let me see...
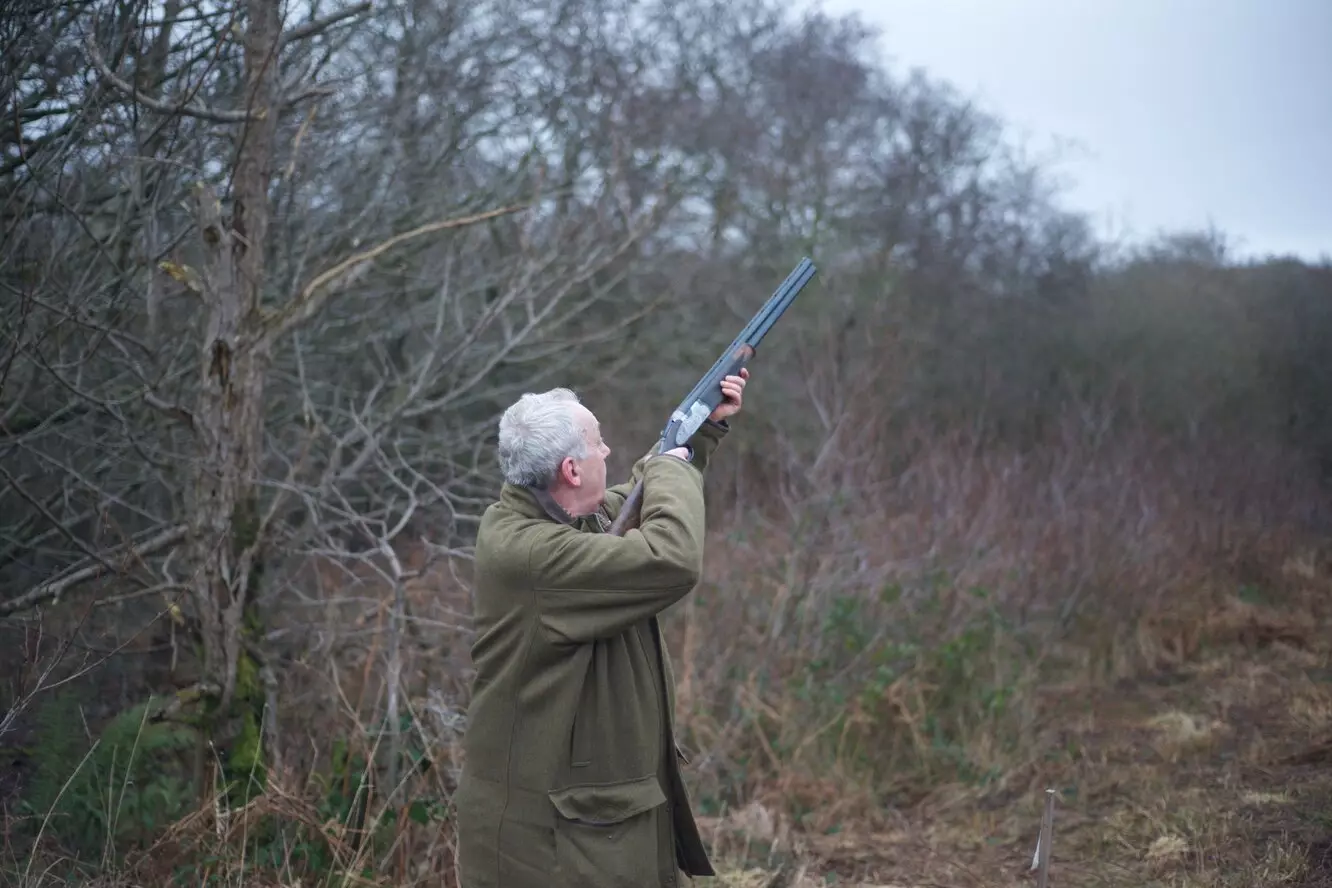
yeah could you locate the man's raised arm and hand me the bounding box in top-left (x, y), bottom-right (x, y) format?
top-left (603, 419), bottom-right (730, 517)
top-left (535, 454), bottom-right (708, 643)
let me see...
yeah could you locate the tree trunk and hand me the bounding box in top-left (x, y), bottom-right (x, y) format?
top-left (186, 0), bottom-right (281, 798)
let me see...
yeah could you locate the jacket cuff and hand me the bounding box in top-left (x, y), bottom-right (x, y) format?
top-left (685, 417), bottom-right (729, 473)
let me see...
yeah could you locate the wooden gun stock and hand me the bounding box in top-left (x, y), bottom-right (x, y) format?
top-left (607, 478), bottom-right (646, 537)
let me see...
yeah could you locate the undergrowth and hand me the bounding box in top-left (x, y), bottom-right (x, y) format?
top-left (3, 417), bottom-right (1327, 886)
top-left (18, 692), bottom-right (195, 864)
top-left (2, 707), bottom-right (454, 887)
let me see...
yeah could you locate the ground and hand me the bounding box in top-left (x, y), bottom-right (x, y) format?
top-left (699, 597), bottom-right (1332, 888)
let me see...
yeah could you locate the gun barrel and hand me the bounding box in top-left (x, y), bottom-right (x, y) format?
top-left (746, 257), bottom-right (816, 347)
top-left (724, 257), bottom-right (816, 355)
top-left (679, 257), bottom-right (817, 408)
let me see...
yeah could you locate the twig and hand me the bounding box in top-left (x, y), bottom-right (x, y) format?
top-left (280, 2), bottom-right (373, 44)
top-left (143, 390), bottom-right (196, 429)
top-left (0, 603), bottom-right (90, 740)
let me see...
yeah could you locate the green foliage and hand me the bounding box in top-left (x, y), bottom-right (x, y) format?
top-left (748, 572), bottom-right (1031, 797)
top-left (16, 680), bottom-right (453, 882)
top-left (222, 649), bottom-right (267, 804)
top-left (23, 690), bottom-right (197, 860)
top-left (908, 589), bottom-right (1023, 785)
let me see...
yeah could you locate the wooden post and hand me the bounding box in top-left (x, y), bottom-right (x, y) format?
top-left (1030, 788), bottom-right (1056, 887)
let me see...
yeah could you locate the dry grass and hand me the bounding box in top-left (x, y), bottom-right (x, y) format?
top-left (695, 596), bottom-right (1332, 887)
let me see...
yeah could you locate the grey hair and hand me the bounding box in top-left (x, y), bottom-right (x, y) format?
top-left (497, 388), bottom-right (589, 488)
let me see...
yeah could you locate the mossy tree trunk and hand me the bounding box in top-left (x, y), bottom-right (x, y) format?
top-left (184, 0), bottom-right (281, 803)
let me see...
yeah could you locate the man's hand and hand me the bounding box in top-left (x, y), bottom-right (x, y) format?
top-left (661, 446), bottom-right (691, 460)
top-left (708, 367), bottom-right (749, 423)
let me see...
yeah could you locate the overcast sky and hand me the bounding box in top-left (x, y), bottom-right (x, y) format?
top-left (806, 0), bottom-right (1331, 262)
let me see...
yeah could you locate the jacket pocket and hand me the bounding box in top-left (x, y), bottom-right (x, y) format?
top-left (548, 775), bottom-right (667, 887)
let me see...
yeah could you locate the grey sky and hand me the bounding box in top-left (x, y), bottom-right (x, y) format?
top-left (806, 0), bottom-right (1331, 262)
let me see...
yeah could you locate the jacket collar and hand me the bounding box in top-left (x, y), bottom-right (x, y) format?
top-left (498, 483), bottom-right (610, 533)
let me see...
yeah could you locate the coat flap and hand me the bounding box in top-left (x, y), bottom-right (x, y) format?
top-left (548, 775), bottom-right (667, 825)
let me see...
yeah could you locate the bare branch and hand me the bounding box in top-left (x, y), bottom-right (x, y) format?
top-left (257, 202), bottom-right (534, 349)
top-left (280, 2), bottom-right (373, 45)
top-left (2, 524), bottom-right (188, 616)
top-left (84, 32), bottom-right (255, 124)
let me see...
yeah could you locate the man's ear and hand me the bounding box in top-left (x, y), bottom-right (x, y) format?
top-left (559, 456), bottom-right (581, 487)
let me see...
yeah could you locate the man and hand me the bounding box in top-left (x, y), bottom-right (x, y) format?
top-left (454, 370), bottom-right (749, 888)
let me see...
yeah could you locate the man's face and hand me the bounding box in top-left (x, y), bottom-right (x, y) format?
top-left (569, 404), bottom-right (611, 507)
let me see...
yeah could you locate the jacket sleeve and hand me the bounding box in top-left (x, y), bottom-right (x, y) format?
top-left (603, 419), bottom-right (729, 518)
top-left (532, 455), bottom-right (708, 644)
top-left (685, 418), bottom-right (729, 473)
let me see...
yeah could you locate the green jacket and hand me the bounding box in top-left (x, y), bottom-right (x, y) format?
top-left (455, 421), bottom-right (729, 888)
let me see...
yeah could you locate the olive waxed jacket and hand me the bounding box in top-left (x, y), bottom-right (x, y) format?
top-left (455, 421), bottom-right (729, 888)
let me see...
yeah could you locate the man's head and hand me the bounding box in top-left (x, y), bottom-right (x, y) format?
top-left (497, 388), bottom-right (611, 516)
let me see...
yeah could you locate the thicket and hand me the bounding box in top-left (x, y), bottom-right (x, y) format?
top-left (1, 0), bottom-right (1328, 883)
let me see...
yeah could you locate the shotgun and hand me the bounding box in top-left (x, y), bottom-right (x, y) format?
top-left (608, 257), bottom-right (818, 536)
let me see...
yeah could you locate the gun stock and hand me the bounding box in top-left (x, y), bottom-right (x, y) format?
top-left (607, 480), bottom-right (646, 536)
top-left (607, 259), bottom-right (817, 538)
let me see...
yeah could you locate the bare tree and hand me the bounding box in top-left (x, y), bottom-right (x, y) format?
top-left (1, 0), bottom-right (701, 797)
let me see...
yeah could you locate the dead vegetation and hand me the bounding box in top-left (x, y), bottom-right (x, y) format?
top-left (5, 409), bottom-right (1330, 887)
top-left (665, 406), bottom-right (1332, 888)
top-left (695, 570), bottom-right (1332, 888)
